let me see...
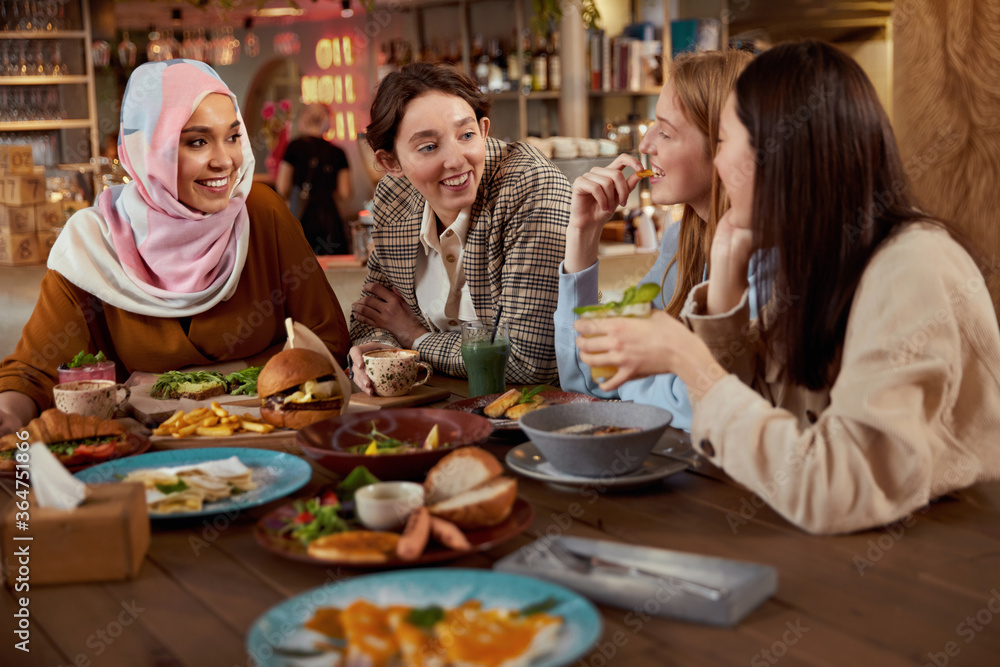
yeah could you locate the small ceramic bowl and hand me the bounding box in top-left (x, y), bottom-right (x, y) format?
top-left (354, 481), bottom-right (425, 531)
top-left (518, 402), bottom-right (673, 477)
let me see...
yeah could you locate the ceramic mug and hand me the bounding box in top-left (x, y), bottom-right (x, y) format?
top-left (362, 348), bottom-right (433, 397)
top-left (52, 380), bottom-right (131, 419)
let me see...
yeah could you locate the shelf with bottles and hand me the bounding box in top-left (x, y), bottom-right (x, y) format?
top-left (0, 31), bottom-right (86, 39)
top-left (0, 0), bottom-right (84, 33)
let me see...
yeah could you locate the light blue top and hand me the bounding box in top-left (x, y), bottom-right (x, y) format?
top-left (555, 222), bottom-right (764, 432)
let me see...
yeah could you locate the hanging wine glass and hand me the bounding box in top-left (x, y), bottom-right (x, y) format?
top-left (117, 31), bottom-right (136, 68)
top-left (244, 19), bottom-right (259, 58)
top-left (50, 42), bottom-right (63, 74)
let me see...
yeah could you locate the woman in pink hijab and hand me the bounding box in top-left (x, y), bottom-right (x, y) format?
top-left (0, 60), bottom-right (350, 435)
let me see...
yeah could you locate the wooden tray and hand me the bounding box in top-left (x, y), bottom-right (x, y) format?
top-left (348, 384), bottom-right (452, 409)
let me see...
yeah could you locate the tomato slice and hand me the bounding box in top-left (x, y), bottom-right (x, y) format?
top-left (89, 442), bottom-right (116, 459)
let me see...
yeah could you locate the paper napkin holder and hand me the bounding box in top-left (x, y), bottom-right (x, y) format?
top-left (2, 483), bottom-right (150, 586)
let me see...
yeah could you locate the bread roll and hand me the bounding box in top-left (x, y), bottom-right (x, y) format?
top-left (428, 477), bottom-right (517, 530)
top-left (423, 446), bottom-right (503, 505)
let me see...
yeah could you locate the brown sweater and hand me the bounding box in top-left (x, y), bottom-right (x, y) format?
top-left (683, 224), bottom-right (1000, 534)
top-left (0, 184), bottom-right (350, 412)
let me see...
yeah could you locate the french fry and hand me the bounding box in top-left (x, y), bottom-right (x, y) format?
top-left (200, 416), bottom-right (220, 428)
top-left (161, 410), bottom-right (185, 426)
top-left (177, 423), bottom-right (200, 437)
top-left (210, 402), bottom-right (227, 417)
top-left (240, 420), bottom-right (274, 434)
top-left (196, 425), bottom-right (235, 437)
top-left (187, 407), bottom-right (210, 421)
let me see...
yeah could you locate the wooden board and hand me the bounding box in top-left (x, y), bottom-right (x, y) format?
top-left (348, 384), bottom-right (452, 409)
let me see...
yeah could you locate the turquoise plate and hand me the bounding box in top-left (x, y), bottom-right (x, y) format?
top-left (75, 447), bottom-right (311, 519)
top-left (245, 568), bottom-right (603, 666)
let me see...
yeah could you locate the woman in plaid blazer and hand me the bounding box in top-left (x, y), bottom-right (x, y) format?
top-left (349, 63), bottom-right (571, 392)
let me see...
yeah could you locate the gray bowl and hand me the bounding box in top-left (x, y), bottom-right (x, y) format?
top-left (518, 402), bottom-right (673, 478)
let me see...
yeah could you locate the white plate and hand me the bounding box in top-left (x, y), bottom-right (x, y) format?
top-left (506, 441), bottom-right (686, 489)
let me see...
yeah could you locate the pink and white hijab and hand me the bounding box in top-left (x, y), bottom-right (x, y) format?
top-left (47, 59), bottom-right (254, 317)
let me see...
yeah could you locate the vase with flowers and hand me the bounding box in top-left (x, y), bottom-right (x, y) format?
top-left (261, 99), bottom-right (292, 179)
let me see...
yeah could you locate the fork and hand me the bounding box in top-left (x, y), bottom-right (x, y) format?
top-left (547, 540), bottom-right (727, 601)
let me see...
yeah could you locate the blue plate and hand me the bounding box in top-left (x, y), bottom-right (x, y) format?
top-left (245, 568), bottom-right (603, 667)
top-left (75, 447), bottom-right (312, 519)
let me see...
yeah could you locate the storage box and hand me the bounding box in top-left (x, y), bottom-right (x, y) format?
top-left (0, 174), bottom-right (46, 206)
top-left (0, 145), bottom-right (34, 174)
top-left (1, 483), bottom-right (150, 586)
top-left (36, 228), bottom-right (58, 261)
top-left (34, 202), bottom-right (63, 230)
top-left (0, 232), bottom-right (41, 266)
top-left (0, 204), bottom-right (36, 234)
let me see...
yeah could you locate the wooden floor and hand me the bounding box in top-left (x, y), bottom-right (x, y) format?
top-left (3, 378), bottom-right (1000, 666)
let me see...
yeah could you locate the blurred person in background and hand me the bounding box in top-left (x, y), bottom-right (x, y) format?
top-left (277, 103), bottom-right (353, 255)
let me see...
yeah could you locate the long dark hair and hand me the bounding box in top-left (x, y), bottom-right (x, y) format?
top-left (735, 40), bottom-right (938, 389)
top-left (366, 62), bottom-right (491, 156)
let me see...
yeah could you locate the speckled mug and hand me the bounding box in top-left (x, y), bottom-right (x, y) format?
top-left (52, 380), bottom-right (131, 419)
top-left (363, 349), bottom-right (433, 397)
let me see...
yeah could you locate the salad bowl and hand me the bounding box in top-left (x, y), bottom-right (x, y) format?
top-left (296, 408), bottom-right (493, 479)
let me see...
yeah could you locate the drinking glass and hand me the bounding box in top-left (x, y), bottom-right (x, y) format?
top-left (460, 321), bottom-right (510, 398)
top-left (580, 302), bottom-right (653, 383)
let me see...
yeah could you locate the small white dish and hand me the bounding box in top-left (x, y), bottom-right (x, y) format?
top-left (505, 442), bottom-right (686, 490)
top-left (354, 481), bottom-right (424, 531)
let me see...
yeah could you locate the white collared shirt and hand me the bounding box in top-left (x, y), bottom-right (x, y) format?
top-left (413, 201), bottom-right (478, 346)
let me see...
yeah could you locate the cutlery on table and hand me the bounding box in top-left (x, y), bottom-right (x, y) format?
top-left (546, 540), bottom-right (727, 601)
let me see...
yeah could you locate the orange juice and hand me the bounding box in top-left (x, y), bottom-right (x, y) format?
top-left (580, 303), bottom-right (652, 382)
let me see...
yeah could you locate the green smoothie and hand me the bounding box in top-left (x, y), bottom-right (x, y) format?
top-left (461, 338), bottom-right (510, 397)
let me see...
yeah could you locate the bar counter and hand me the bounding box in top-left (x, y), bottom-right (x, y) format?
top-left (2, 376), bottom-right (999, 666)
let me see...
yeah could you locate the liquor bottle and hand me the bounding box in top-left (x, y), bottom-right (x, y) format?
top-left (531, 34), bottom-right (548, 91)
top-left (548, 31), bottom-right (561, 92)
top-left (487, 38), bottom-right (506, 92)
top-left (473, 34), bottom-right (490, 92)
top-left (519, 31), bottom-right (534, 95)
top-left (507, 32), bottom-right (521, 89)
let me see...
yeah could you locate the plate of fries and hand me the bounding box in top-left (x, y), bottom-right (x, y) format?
top-left (154, 402), bottom-right (277, 439)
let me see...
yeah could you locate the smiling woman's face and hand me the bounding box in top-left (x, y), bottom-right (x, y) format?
top-left (379, 91), bottom-right (490, 226)
top-left (176, 93), bottom-right (244, 215)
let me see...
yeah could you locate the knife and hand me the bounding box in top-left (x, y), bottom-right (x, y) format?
top-left (548, 540), bottom-right (726, 601)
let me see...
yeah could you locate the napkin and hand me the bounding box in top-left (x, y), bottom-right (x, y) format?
top-left (284, 317), bottom-right (352, 410)
top-left (29, 442), bottom-right (89, 510)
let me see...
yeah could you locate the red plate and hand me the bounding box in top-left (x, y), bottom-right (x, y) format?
top-left (0, 432), bottom-right (152, 477)
top-left (253, 497), bottom-right (534, 569)
top-left (443, 391), bottom-right (602, 430)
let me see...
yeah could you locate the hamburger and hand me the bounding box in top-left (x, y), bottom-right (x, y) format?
top-left (258, 348), bottom-right (345, 429)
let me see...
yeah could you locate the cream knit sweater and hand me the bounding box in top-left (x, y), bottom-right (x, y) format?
top-left (683, 224), bottom-right (1000, 534)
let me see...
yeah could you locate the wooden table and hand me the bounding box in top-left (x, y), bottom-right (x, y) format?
top-left (3, 377), bottom-right (1000, 666)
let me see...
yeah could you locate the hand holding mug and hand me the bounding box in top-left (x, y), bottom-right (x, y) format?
top-left (362, 349), bottom-right (433, 397)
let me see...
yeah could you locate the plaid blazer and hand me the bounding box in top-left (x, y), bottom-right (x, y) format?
top-left (350, 137), bottom-right (570, 384)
